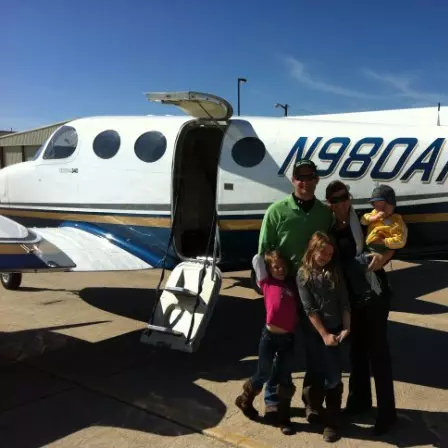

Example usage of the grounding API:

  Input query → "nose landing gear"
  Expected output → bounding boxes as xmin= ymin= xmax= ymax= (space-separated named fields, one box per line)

xmin=1 ymin=273 xmax=22 ymax=290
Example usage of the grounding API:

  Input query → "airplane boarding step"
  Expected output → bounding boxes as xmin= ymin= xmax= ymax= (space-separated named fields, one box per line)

xmin=141 ymin=260 xmax=222 ymax=353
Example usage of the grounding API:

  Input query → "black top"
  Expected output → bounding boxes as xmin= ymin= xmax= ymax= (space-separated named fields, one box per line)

xmin=331 ymin=224 xmax=357 ymax=262
xmin=292 ymin=194 xmax=316 ymax=213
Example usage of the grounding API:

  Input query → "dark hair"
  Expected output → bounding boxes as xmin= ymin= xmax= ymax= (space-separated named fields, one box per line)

xmin=325 ymin=180 xmax=349 ymax=200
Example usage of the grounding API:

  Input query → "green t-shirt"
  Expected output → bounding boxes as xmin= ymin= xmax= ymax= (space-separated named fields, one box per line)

xmin=258 ymin=194 xmax=334 ymax=274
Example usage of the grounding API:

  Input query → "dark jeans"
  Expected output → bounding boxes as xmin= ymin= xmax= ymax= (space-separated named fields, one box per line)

xmin=303 ymin=324 xmax=343 ymax=390
xmin=264 ymin=308 xmax=316 ymax=406
xmin=251 ymin=327 xmax=295 ymax=392
xmin=347 ymin=292 xmax=396 ymax=421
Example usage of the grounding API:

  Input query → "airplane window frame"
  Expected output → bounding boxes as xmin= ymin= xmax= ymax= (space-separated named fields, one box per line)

xmin=231 ymin=136 xmax=266 ymax=168
xmin=93 ymin=129 xmax=121 ymax=160
xmin=134 ymin=131 xmax=167 ymax=163
xmin=42 ymin=126 xmax=78 ymax=160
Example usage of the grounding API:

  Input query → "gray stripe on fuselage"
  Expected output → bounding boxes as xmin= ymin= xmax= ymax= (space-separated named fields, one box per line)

xmin=5 ymin=202 xmax=273 ymax=212
xmin=218 ymin=203 xmax=273 ymax=211
xmin=5 ymin=192 xmax=448 ymax=213
xmin=6 ymin=203 xmax=172 ymax=211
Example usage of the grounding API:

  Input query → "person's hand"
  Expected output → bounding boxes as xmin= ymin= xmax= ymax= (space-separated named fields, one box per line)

xmin=369 ymin=235 xmax=385 ymax=245
xmin=366 ymin=252 xmax=387 ymax=271
xmin=369 ymin=211 xmax=384 ymax=222
xmin=336 ymin=329 xmax=350 ymax=343
xmin=323 ymin=333 xmax=339 ymax=346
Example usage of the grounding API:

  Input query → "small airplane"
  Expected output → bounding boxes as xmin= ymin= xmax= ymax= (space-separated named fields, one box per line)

xmin=0 ymin=91 xmax=446 ymax=351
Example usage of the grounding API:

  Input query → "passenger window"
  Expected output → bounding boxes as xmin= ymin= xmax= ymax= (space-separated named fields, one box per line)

xmin=232 ymin=137 xmax=266 ymax=167
xmin=134 ymin=131 xmax=167 ymax=163
xmin=43 ymin=126 xmax=78 ymax=160
xmin=93 ymin=130 xmax=121 ymax=159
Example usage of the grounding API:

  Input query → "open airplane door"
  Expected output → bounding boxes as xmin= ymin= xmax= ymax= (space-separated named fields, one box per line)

xmin=141 ymin=91 xmax=231 ymax=352
xmin=144 ymin=91 xmax=233 ymax=121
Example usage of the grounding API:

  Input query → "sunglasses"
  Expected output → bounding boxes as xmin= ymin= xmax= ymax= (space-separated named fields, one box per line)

xmin=328 ymin=192 xmax=350 ymax=204
xmin=294 ymin=172 xmax=317 ymax=181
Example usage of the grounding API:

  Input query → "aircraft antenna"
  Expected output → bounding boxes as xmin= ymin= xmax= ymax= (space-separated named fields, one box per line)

xmin=437 ymin=102 xmax=441 ymax=126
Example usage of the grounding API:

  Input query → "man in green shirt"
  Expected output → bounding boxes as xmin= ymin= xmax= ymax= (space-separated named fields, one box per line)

xmin=258 ymin=159 xmax=334 ymax=428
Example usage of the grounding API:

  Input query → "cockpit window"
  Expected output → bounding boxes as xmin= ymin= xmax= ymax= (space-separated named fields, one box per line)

xmin=32 ymin=144 xmax=45 ymax=161
xmin=134 ymin=131 xmax=167 ymax=163
xmin=43 ymin=126 xmax=78 ymax=160
xmin=93 ymin=130 xmax=121 ymax=159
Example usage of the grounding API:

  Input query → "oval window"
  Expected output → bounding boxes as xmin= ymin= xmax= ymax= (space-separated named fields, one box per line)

xmin=134 ymin=131 xmax=167 ymax=163
xmin=232 ymin=137 xmax=266 ymax=168
xmin=93 ymin=130 xmax=121 ymax=159
xmin=43 ymin=126 xmax=78 ymax=160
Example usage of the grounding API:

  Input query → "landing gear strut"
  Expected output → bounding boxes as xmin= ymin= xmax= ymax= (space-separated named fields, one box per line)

xmin=1 ymin=273 xmax=22 ymax=290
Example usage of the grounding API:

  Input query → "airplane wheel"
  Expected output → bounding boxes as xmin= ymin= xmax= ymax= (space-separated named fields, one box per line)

xmin=1 ymin=273 xmax=22 ymax=290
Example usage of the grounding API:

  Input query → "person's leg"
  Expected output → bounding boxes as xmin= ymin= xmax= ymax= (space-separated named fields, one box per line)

xmin=300 ymin=313 xmax=326 ymax=423
xmin=275 ymin=333 xmax=296 ymax=435
xmin=376 ymin=268 xmax=393 ymax=317
xmin=345 ymin=306 xmax=373 ymax=414
xmin=236 ymin=327 xmax=275 ymax=419
xmin=263 ymin=356 xmax=281 ymax=422
xmin=265 ymin=279 xmax=300 ymax=415
xmin=322 ymin=344 xmax=344 ymax=443
xmin=300 ymin=322 xmax=326 ymax=424
xmin=368 ymin=297 xmax=397 ymax=435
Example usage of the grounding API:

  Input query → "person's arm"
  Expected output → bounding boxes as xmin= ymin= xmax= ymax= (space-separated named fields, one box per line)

xmin=363 ymin=210 xmax=386 ymax=225
xmin=360 ymin=211 xmax=373 ymax=226
xmin=335 ymin=265 xmax=351 ymax=342
xmin=296 ymin=273 xmax=338 ymax=346
xmin=258 ymin=205 xmax=278 ymax=254
xmin=337 ymin=266 xmax=351 ymax=318
xmin=308 ymin=313 xmax=338 ymax=346
xmin=384 ymin=214 xmax=408 ymax=249
xmin=252 ymin=253 xmax=268 ymax=283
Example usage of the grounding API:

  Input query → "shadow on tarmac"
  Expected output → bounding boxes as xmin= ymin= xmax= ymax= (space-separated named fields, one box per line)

xmin=0 ymin=260 xmax=447 ymax=447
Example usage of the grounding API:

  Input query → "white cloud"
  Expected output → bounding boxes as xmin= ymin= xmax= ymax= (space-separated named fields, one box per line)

xmin=282 ymin=56 xmax=377 ymax=99
xmin=363 ymin=69 xmax=448 ymax=104
xmin=283 ymin=55 xmax=448 ymax=107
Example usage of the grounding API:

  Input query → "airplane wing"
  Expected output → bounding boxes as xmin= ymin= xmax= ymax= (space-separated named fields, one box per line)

xmin=0 ymin=215 xmax=153 ymax=272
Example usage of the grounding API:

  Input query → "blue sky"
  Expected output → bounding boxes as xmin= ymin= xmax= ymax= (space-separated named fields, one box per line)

xmin=2 ymin=0 xmax=448 ymax=130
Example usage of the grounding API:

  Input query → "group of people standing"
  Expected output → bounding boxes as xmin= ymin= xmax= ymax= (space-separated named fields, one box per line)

xmin=235 ymin=159 xmax=407 ymax=443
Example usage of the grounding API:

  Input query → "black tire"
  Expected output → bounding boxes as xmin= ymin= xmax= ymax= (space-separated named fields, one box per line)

xmin=1 ymin=273 xmax=22 ymax=290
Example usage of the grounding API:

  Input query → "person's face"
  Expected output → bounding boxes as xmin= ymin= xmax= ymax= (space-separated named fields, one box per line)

xmin=327 ymin=188 xmax=351 ymax=221
xmin=372 ymin=200 xmax=386 ymax=212
xmin=372 ymin=200 xmax=394 ymax=217
xmin=292 ymin=166 xmax=319 ymax=200
xmin=313 ymin=243 xmax=334 ymax=268
xmin=269 ymin=258 xmax=288 ymax=280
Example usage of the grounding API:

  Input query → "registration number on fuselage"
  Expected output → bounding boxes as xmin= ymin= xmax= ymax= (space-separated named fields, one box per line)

xmin=278 ymin=137 xmax=448 ymax=183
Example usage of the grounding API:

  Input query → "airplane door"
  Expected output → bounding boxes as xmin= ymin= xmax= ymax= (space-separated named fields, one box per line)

xmin=142 ymin=91 xmax=235 ymax=352
xmin=146 ymin=91 xmax=234 ymax=266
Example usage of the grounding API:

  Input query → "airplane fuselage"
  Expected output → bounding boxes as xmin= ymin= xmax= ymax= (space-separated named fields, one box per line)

xmin=0 ymin=113 xmax=447 ymax=272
